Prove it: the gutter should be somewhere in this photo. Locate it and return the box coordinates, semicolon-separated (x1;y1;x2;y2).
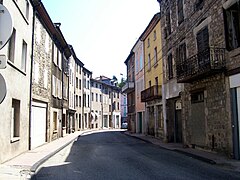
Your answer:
28;5;36;150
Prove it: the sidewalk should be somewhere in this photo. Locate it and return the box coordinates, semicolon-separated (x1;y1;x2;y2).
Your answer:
0;130;93;180
124;132;240;173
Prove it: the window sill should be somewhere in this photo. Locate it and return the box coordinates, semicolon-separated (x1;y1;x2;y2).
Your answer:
11;137;20;143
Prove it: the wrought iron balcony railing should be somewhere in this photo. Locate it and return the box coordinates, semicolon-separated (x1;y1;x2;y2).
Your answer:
141;85;162;102
176;47;226;83
122;81;135;94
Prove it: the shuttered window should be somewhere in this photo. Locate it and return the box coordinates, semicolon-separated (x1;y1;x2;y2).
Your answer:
196;26;209;53
178;0;184;25
223;3;240;51
168;53;173;79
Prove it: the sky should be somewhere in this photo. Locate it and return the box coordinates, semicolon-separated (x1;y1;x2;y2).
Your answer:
41;0;160;81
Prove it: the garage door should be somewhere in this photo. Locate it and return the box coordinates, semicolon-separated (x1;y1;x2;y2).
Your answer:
31;101;47;149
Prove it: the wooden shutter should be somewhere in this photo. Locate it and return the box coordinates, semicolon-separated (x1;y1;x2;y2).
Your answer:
197;26;209;53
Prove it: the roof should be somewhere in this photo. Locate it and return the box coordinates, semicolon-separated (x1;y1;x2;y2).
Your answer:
31;0;71;58
69;44;84;67
124;51;134;65
140;12;161;41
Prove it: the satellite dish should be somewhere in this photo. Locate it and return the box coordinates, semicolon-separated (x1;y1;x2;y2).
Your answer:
0;73;7;104
0;4;13;50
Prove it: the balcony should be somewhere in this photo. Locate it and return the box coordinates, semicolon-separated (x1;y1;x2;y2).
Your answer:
122;81;135;94
176;47;226;83
141;85;162;102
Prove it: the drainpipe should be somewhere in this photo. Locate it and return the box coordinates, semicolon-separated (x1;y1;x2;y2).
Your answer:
29;4;37;150
162;83;167;142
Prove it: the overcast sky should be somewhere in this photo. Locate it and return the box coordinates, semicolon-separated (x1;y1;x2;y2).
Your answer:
41;0;160;81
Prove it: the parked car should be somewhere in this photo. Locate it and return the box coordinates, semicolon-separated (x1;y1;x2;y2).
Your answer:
121;122;128;129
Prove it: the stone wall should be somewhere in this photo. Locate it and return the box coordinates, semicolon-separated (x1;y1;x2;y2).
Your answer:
160;0;235;155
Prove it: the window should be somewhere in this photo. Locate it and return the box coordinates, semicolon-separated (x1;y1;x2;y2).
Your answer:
191;91;204;103
96;93;98;102
147;38;150;47
176;42;187;76
21;40;27;72
149;80;151;88
196;26;209;53
154;30;157;40
168;53;173;79
83;94;86;107
95;83;98;88
87;95;90;107
8;28;16;63
25;0;29;20
91;93;94;101
53;112;57;131
140;54;143;70
177;43;186;62
76;95;78;107
224;2;240;51
79;114;81;129
84;79;86;88
155;77;158;86
100;94;102;102
11;99;20;140
117;102;119;110
178;0;184;24
57;50;59;66
79;96;81;107
135;57;139;73
52;75;56;97
53;44;57;65
195;0;204;11
87;80;90;89
76;77;78;88
154;47;158;64
148;53;151;70
165;8;171;38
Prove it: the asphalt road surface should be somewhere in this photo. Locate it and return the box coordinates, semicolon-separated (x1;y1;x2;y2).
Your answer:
33;130;240;180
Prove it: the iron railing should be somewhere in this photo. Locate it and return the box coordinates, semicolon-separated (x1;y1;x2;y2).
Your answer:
141;85;162;102
176;47;225;83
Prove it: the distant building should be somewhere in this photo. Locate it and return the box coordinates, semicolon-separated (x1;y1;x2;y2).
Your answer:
120;93;127;125
140;13;164;139
83;67;92;129
132;39;145;134
122;52;136;133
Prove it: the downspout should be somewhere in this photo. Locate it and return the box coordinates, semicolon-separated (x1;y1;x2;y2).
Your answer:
29;5;36;150
61;54;64;137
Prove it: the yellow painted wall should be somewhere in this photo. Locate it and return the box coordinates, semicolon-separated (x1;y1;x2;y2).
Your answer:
144;20;163;88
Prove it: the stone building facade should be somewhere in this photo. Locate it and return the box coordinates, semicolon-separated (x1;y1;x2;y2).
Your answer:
159;0;240;158
31;2;52;149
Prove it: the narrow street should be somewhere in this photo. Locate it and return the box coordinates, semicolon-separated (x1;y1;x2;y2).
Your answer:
33;131;240;180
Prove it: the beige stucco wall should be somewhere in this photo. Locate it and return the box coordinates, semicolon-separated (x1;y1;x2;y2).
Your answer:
0;1;33;163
